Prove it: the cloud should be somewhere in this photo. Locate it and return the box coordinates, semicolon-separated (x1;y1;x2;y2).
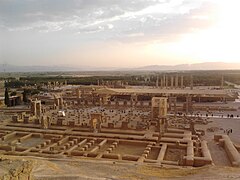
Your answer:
0;0;161;27
0;0;218;43
111;1;217;43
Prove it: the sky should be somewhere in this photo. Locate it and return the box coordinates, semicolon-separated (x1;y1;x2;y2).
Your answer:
0;0;240;68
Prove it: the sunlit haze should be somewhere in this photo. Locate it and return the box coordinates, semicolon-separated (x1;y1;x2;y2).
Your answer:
0;0;240;68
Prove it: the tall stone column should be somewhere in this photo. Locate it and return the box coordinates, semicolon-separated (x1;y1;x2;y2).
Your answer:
171;76;174;89
156;76;159;88
181;75;184;89
163;75;166;88
175;75;179;88
165;76;168;88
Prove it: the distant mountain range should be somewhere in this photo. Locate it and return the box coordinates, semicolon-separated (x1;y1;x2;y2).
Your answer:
0;62;240;72
0;65;79;72
136;62;240;71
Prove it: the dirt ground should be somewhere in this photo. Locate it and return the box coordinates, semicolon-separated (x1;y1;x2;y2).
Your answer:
1;155;240;180
196;117;240;167
1;107;240;179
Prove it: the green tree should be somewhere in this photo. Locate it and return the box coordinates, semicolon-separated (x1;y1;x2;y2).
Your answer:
4;88;9;106
22;89;29;103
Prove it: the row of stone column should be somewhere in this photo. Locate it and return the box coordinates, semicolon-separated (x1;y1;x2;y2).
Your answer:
156;75;184;88
156;75;194;89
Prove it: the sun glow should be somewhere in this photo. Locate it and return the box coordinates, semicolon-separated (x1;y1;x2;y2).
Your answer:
147;0;240;64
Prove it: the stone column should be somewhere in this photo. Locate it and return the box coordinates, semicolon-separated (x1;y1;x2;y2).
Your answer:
181;75;184;89
171;76;174;89
175;75;179;88
165;76;168;88
30;101;37;116
156;76;159;88
163;75;166;88
36;101;41;117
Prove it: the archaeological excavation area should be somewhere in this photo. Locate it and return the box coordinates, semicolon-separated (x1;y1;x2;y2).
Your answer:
0;81;240;177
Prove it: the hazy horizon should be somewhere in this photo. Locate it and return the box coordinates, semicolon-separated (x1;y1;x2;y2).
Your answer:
1;61;240;73
1;0;240;68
